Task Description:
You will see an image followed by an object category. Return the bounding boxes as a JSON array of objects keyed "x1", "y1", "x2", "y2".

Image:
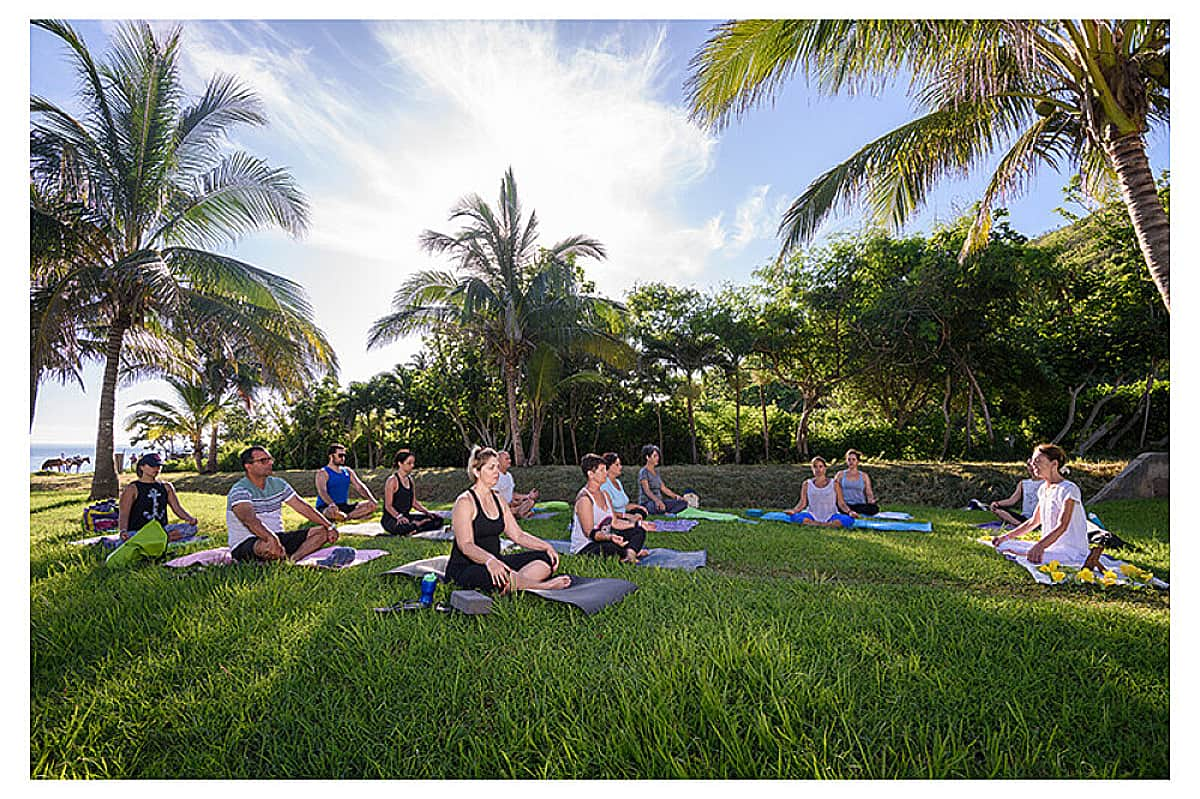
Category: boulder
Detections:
[{"x1": 1089, "y1": 452, "x2": 1169, "y2": 504}]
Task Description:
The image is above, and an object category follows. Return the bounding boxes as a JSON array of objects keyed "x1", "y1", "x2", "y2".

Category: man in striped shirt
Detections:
[{"x1": 227, "y1": 446, "x2": 339, "y2": 562}]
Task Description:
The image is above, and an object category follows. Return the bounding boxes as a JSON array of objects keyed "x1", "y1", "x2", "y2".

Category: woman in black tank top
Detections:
[
  {"x1": 382, "y1": 450, "x2": 445, "y2": 535},
  {"x1": 117, "y1": 456, "x2": 198, "y2": 540},
  {"x1": 446, "y1": 447, "x2": 570, "y2": 593}
]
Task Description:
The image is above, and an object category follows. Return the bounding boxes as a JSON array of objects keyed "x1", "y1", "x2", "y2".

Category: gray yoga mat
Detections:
[
  {"x1": 526, "y1": 576, "x2": 638, "y2": 615},
  {"x1": 544, "y1": 540, "x2": 706, "y2": 571},
  {"x1": 384, "y1": 557, "x2": 637, "y2": 615}
]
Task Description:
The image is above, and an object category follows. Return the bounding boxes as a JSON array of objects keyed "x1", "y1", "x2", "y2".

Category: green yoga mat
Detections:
[
  {"x1": 534, "y1": 501, "x2": 571, "y2": 512},
  {"x1": 104, "y1": 520, "x2": 168, "y2": 569},
  {"x1": 676, "y1": 507, "x2": 742, "y2": 522}
]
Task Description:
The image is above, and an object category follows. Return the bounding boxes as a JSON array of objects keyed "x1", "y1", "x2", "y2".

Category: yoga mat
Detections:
[
  {"x1": 870, "y1": 511, "x2": 913, "y2": 520},
  {"x1": 850, "y1": 518, "x2": 932, "y2": 532},
  {"x1": 384, "y1": 557, "x2": 636, "y2": 614},
  {"x1": 676, "y1": 507, "x2": 742, "y2": 522},
  {"x1": 975, "y1": 520, "x2": 1006, "y2": 530},
  {"x1": 385, "y1": 555, "x2": 449, "y2": 579},
  {"x1": 71, "y1": 532, "x2": 210, "y2": 549},
  {"x1": 760, "y1": 511, "x2": 793, "y2": 523},
  {"x1": 526, "y1": 576, "x2": 637, "y2": 615},
  {"x1": 543, "y1": 540, "x2": 705, "y2": 571},
  {"x1": 336, "y1": 521, "x2": 390, "y2": 536},
  {"x1": 637, "y1": 548, "x2": 707, "y2": 571},
  {"x1": 528, "y1": 511, "x2": 558, "y2": 520},
  {"x1": 533, "y1": 501, "x2": 571, "y2": 513},
  {"x1": 296, "y1": 547, "x2": 387, "y2": 570},
  {"x1": 652, "y1": 519, "x2": 700, "y2": 532},
  {"x1": 978, "y1": 538, "x2": 1168, "y2": 589},
  {"x1": 164, "y1": 547, "x2": 234, "y2": 568}
]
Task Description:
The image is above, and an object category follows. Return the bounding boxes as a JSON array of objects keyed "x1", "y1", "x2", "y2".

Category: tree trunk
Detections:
[
  {"x1": 733, "y1": 370, "x2": 742, "y2": 464},
  {"x1": 1105, "y1": 133, "x2": 1170, "y2": 311},
  {"x1": 796, "y1": 396, "x2": 814, "y2": 458},
  {"x1": 193, "y1": 431, "x2": 204, "y2": 473},
  {"x1": 1109, "y1": 366, "x2": 1156, "y2": 450},
  {"x1": 964, "y1": 383, "x2": 973, "y2": 455},
  {"x1": 685, "y1": 385, "x2": 698, "y2": 464},
  {"x1": 961, "y1": 361, "x2": 994, "y2": 445},
  {"x1": 503, "y1": 362, "x2": 526, "y2": 466},
  {"x1": 758, "y1": 384, "x2": 770, "y2": 462},
  {"x1": 939, "y1": 374, "x2": 952, "y2": 461},
  {"x1": 527, "y1": 413, "x2": 544, "y2": 466},
  {"x1": 1075, "y1": 379, "x2": 1124, "y2": 455},
  {"x1": 1078, "y1": 414, "x2": 1122, "y2": 457},
  {"x1": 207, "y1": 424, "x2": 219, "y2": 473},
  {"x1": 30, "y1": 367, "x2": 40, "y2": 430},
  {"x1": 1139, "y1": 364, "x2": 1157, "y2": 449},
  {"x1": 655, "y1": 402, "x2": 663, "y2": 455},
  {"x1": 90, "y1": 320, "x2": 128, "y2": 499},
  {"x1": 1053, "y1": 383, "x2": 1088, "y2": 444}
]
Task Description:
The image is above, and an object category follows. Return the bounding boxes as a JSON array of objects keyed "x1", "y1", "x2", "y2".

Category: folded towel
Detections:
[{"x1": 976, "y1": 538, "x2": 1168, "y2": 589}]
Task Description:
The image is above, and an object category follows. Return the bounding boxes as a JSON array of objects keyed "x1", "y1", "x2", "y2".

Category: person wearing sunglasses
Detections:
[
  {"x1": 314, "y1": 443, "x2": 378, "y2": 523},
  {"x1": 227, "y1": 446, "x2": 339, "y2": 563}
]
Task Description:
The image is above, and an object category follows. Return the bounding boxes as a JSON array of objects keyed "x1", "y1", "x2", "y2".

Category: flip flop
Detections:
[{"x1": 374, "y1": 601, "x2": 454, "y2": 614}]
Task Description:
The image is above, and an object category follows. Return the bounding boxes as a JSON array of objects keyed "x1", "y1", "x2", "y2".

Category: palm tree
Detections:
[
  {"x1": 368, "y1": 168, "x2": 629, "y2": 465},
  {"x1": 687, "y1": 20, "x2": 1171, "y2": 309},
  {"x1": 31, "y1": 20, "x2": 325, "y2": 498},
  {"x1": 125, "y1": 377, "x2": 234, "y2": 473}
]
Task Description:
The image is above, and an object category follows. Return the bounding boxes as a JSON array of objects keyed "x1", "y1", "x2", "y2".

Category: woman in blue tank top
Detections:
[{"x1": 833, "y1": 449, "x2": 879, "y2": 516}]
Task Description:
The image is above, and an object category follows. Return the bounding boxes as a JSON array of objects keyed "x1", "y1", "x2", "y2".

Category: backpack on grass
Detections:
[{"x1": 81, "y1": 499, "x2": 119, "y2": 533}]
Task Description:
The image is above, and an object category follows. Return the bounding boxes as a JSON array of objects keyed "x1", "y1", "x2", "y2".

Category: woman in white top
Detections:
[
  {"x1": 600, "y1": 452, "x2": 657, "y2": 532},
  {"x1": 572, "y1": 453, "x2": 649, "y2": 563},
  {"x1": 988, "y1": 460, "x2": 1042, "y2": 528},
  {"x1": 992, "y1": 443, "x2": 1090, "y2": 564},
  {"x1": 787, "y1": 456, "x2": 857, "y2": 528}
]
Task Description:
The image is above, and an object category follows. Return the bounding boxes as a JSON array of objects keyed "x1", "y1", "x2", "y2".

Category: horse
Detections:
[
  {"x1": 40, "y1": 458, "x2": 65, "y2": 471},
  {"x1": 68, "y1": 455, "x2": 91, "y2": 472}
]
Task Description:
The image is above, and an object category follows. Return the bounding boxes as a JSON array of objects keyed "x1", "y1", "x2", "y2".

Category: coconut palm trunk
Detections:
[
  {"x1": 207, "y1": 424, "x2": 219, "y2": 473},
  {"x1": 1105, "y1": 134, "x2": 1170, "y2": 310},
  {"x1": 91, "y1": 320, "x2": 128, "y2": 499},
  {"x1": 503, "y1": 362, "x2": 526, "y2": 466}
]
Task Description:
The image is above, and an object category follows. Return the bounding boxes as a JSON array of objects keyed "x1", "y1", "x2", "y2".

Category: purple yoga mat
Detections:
[
  {"x1": 652, "y1": 519, "x2": 700, "y2": 532},
  {"x1": 164, "y1": 547, "x2": 234, "y2": 568}
]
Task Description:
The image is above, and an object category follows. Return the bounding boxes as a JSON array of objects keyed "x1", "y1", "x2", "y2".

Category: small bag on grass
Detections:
[
  {"x1": 81, "y1": 499, "x2": 119, "y2": 532},
  {"x1": 105, "y1": 520, "x2": 168, "y2": 569}
]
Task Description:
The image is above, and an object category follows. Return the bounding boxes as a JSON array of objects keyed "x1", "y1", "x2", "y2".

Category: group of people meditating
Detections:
[{"x1": 116, "y1": 432, "x2": 1109, "y2": 593}]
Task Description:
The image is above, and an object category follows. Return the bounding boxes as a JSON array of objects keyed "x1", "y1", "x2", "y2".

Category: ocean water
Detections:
[{"x1": 29, "y1": 443, "x2": 138, "y2": 474}]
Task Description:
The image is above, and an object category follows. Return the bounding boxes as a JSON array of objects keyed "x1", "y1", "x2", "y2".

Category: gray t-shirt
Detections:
[
  {"x1": 637, "y1": 466, "x2": 662, "y2": 507},
  {"x1": 226, "y1": 475, "x2": 297, "y2": 551}
]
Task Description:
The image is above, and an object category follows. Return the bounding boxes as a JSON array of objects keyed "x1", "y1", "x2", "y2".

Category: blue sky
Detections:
[{"x1": 27, "y1": 17, "x2": 1171, "y2": 446}]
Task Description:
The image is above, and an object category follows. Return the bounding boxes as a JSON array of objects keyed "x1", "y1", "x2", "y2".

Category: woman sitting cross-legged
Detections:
[
  {"x1": 833, "y1": 448, "x2": 879, "y2": 516},
  {"x1": 638, "y1": 444, "x2": 688, "y2": 515},
  {"x1": 573, "y1": 453, "x2": 650, "y2": 564},
  {"x1": 991, "y1": 443, "x2": 1091, "y2": 565},
  {"x1": 788, "y1": 456, "x2": 857, "y2": 528},
  {"x1": 445, "y1": 446, "x2": 570, "y2": 593},
  {"x1": 381, "y1": 449, "x2": 445, "y2": 536},
  {"x1": 600, "y1": 451, "x2": 657, "y2": 532}
]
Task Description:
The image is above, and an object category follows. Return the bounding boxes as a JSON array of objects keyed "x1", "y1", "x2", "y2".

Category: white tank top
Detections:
[
  {"x1": 570, "y1": 487, "x2": 612, "y2": 554},
  {"x1": 805, "y1": 478, "x2": 839, "y2": 522}
]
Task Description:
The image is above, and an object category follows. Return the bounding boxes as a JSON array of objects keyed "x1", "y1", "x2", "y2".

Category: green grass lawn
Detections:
[{"x1": 30, "y1": 489, "x2": 1169, "y2": 778}]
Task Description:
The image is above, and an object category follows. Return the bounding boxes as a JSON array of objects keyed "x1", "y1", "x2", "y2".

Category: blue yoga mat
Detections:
[{"x1": 850, "y1": 518, "x2": 932, "y2": 532}]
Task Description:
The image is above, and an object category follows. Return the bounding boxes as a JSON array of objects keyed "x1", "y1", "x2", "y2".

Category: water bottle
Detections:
[{"x1": 419, "y1": 572, "x2": 438, "y2": 606}]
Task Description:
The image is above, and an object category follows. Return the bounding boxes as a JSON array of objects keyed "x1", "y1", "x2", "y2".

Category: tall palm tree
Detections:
[
  {"x1": 687, "y1": 19, "x2": 1171, "y2": 309},
  {"x1": 368, "y1": 168, "x2": 629, "y2": 465},
  {"x1": 125, "y1": 377, "x2": 234, "y2": 473},
  {"x1": 31, "y1": 20, "x2": 326, "y2": 498}
]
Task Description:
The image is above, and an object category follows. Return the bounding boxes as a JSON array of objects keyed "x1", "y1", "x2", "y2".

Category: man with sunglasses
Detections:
[
  {"x1": 314, "y1": 443, "x2": 378, "y2": 523},
  {"x1": 227, "y1": 446, "x2": 339, "y2": 562}
]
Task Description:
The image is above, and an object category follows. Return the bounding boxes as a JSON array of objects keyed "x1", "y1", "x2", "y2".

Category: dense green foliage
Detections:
[
  {"x1": 31, "y1": 488, "x2": 1169, "y2": 778},
  {"x1": 232, "y1": 188, "x2": 1167, "y2": 470}
]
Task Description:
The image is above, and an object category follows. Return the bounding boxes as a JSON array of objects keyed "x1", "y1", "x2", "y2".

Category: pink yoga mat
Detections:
[{"x1": 163, "y1": 546, "x2": 387, "y2": 569}]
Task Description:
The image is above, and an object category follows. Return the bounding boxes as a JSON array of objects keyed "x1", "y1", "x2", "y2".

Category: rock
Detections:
[{"x1": 1089, "y1": 452, "x2": 1169, "y2": 504}]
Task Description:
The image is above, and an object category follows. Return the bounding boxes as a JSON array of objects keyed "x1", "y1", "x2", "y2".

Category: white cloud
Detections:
[{"x1": 171, "y1": 20, "x2": 724, "y2": 381}]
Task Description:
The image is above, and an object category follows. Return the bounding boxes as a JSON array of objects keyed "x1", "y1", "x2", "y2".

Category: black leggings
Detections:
[
  {"x1": 646, "y1": 498, "x2": 688, "y2": 515},
  {"x1": 445, "y1": 550, "x2": 554, "y2": 591},
  {"x1": 381, "y1": 512, "x2": 444, "y2": 536},
  {"x1": 579, "y1": 525, "x2": 647, "y2": 558},
  {"x1": 847, "y1": 502, "x2": 879, "y2": 516}
]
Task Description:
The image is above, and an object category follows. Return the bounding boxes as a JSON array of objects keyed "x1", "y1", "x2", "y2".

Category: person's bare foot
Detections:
[
  {"x1": 621, "y1": 551, "x2": 638, "y2": 564},
  {"x1": 542, "y1": 575, "x2": 571, "y2": 590},
  {"x1": 637, "y1": 548, "x2": 650, "y2": 557}
]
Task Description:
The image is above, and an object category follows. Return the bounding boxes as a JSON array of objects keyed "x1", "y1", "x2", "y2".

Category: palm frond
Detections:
[{"x1": 174, "y1": 73, "x2": 267, "y2": 177}]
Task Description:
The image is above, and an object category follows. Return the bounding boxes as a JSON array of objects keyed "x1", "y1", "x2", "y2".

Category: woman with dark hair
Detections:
[
  {"x1": 600, "y1": 452, "x2": 657, "y2": 531},
  {"x1": 381, "y1": 450, "x2": 445, "y2": 536},
  {"x1": 572, "y1": 453, "x2": 649, "y2": 563},
  {"x1": 992, "y1": 444, "x2": 1091, "y2": 564},
  {"x1": 637, "y1": 445, "x2": 688, "y2": 515},
  {"x1": 445, "y1": 447, "x2": 569, "y2": 593},
  {"x1": 833, "y1": 449, "x2": 879, "y2": 516}
]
